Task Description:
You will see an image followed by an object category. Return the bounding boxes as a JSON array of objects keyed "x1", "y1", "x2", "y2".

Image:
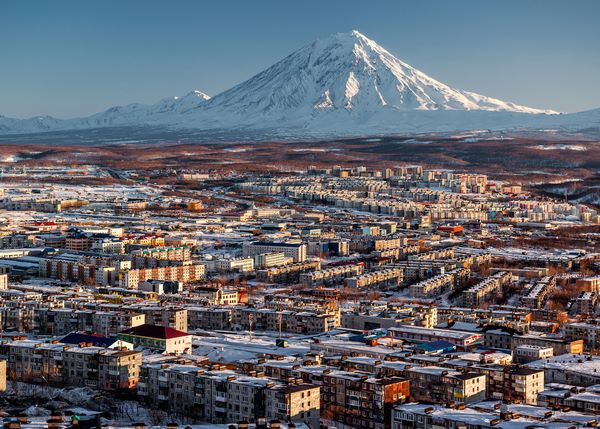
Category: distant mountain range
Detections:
[{"x1": 1, "y1": 30, "x2": 599, "y2": 139}]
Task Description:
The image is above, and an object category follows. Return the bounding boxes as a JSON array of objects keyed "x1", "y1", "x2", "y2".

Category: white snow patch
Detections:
[
  {"x1": 531, "y1": 144, "x2": 588, "y2": 151},
  {"x1": 315, "y1": 89, "x2": 334, "y2": 109},
  {"x1": 344, "y1": 71, "x2": 360, "y2": 108},
  {"x1": 223, "y1": 147, "x2": 251, "y2": 153},
  {"x1": 401, "y1": 139, "x2": 433, "y2": 145},
  {"x1": 1, "y1": 155, "x2": 23, "y2": 163},
  {"x1": 292, "y1": 148, "x2": 341, "y2": 152},
  {"x1": 463, "y1": 136, "x2": 514, "y2": 143}
]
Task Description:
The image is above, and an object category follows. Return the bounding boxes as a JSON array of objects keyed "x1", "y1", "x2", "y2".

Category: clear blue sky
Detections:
[{"x1": 2, "y1": 0, "x2": 599, "y2": 118}]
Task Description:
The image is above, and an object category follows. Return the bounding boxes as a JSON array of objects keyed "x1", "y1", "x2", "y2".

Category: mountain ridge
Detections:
[{"x1": 1, "y1": 30, "x2": 598, "y2": 138}]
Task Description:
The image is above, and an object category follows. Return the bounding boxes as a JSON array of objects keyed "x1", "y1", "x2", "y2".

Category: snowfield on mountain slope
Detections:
[
  {"x1": 0, "y1": 30, "x2": 598, "y2": 138},
  {"x1": 175, "y1": 30, "x2": 557, "y2": 130}
]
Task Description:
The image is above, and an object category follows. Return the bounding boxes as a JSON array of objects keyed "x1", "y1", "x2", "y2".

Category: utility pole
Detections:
[
  {"x1": 248, "y1": 312, "x2": 253, "y2": 342},
  {"x1": 278, "y1": 311, "x2": 283, "y2": 339}
]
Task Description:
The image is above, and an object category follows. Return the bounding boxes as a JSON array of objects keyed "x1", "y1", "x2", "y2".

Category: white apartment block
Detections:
[
  {"x1": 300, "y1": 264, "x2": 364, "y2": 287},
  {"x1": 345, "y1": 267, "x2": 403, "y2": 289},
  {"x1": 243, "y1": 241, "x2": 307, "y2": 263},
  {"x1": 119, "y1": 264, "x2": 205, "y2": 289}
]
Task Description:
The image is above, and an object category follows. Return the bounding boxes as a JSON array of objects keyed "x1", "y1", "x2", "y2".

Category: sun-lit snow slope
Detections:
[
  {"x1": 186, "y1": 30, "x2": 554, "y2": 129},
  {"x1": 2, "y1": 31, "x2": 599, "y2": 138}
]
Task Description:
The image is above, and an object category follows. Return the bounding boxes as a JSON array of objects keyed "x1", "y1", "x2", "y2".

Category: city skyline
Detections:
[{"x1": 1, "y1": 2, "x2": 600, "y2": 427}]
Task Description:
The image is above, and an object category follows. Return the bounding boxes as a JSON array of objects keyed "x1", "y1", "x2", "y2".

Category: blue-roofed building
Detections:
[{"x1": 414, "y1": 340, "x2": 456, "y2": 355}]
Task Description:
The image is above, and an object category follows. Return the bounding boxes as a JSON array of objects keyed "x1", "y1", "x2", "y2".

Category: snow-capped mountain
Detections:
[
  {"x1": 184, "y1": 30, "x2": 554, "y2": 130},
  {"x1": 152, "y1": 90, "x2": 211, "y2": 114},
  {"x1": 0, "y1": 90, "x2": 210, "y2": 134},
  {"x1": 1, "y1": 30, "x2": 598, "y2": 138},
  {"x1": 79, "y1": 90, "x2": 211, "y2": 128}
]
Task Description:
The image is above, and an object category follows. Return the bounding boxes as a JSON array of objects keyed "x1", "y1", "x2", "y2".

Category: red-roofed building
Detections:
[
  {"x1": 30, "y1": 221, "x2": 60, "y2": 232},
  {"x1": 117, "y1": 324, "x2": 192, "y2": 354},
  {"x1": 437, "y1": 225, "x2": 464, "y2": 234}
]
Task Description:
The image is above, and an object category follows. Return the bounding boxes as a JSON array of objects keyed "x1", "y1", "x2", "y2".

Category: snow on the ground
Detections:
[
  {"x1": 530, "y1": 144, "x2": 588, "y2": 151},
  {"x1": 292, "y1": 148, "x2": 341, "y2": 152},
  {"x1": 463, "y1": 136, "x2": 513, "y2": 143},
  {"x1": 191, "y1": 332, "x2": 310, "y2": 363}
]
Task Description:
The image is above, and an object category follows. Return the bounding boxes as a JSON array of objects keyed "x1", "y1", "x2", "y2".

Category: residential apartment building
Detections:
[
  {"x1": 564, "y1": 322, "x2": 600, "y2": 350},
  {"x1": 574, "y1": 292, "x2": 598, "y2": 316},
  {"x1": 253, "y1": 252, "x2": 292, "y2": 269},
  {"x1": 520, "y1": 276, "x2": 555, "y2": 309},
  {"x1": 132, "y1": 245, "x2": 192, "y2": 262},
  {"x1": 351, "y1": 237, "x2": 406, "y2": 253},
  {"x1": 135, "y1": 306, "x2": 188, "y2": 331},
  {"x1": 342, "y1": 305, "x2": 437, "y2": 330},
  {"x1": 575, "y1": 275, "x2": 600, "y2": 292},
  {"x1": 137, "y1": 364, "x2": 320, "y2": 428},
  {"x1": 234, "y1": 307, "x2": 340, "y2": 335},
  {"x1": 514, "y1": 345, "x2": 553, "y2": 364},
  {"x1": 256, "y1": 260, "x2": 321, "y2": 283},
  {"x1": 119, "y1": 263, "x2": 205, "y2": 289},
  {"x1": 210, "y1": 257, "x2": 255, "y2": 273},
  {"x1": 320, "y1": 369, "x2": 410, "y2": 429},
  {"x1": 193, "y1": 286, "x2": 239, "y2": 305},
  {"x1": 265, "y1": 383, "x2": 320, "y2": 429},
  {"x1": 300, "y1": 264, "x2": 364, "y2": 287},
  {"x1": 405, "y1": 366, "x2": 486, "y2": 404},
  {"x1": 345, "y1": 268, "x2": 404, "y2": 289},
  {"x1": 188, "y1": 307, "x2": 233, "y2": 331},
  {"x1": 2, "y1": 340, "x2": 141, "y2": 391},
  {"x1": 462, "y1": 271, "x2": 512, "y2": 307},
  {"x1": 476, "y1": 365, "x2": 544, "y2": 405},
  {"x1": 307, "y1": 239, "x2": 350, "y2": 258},
  {"x1": 243, "y1": 241, "x2": 307, "y2": 263},
  {"x1": 0, "y1": 233, "x2": 34, "y2": 249},
  {"x1": 35, "y1": 308, "x2": 145, "y2": 336},
  {"x1": 393, "y1": 403, "x2": 498, "y2": 429},
  {"x1": 484, "y1": 328, "x2": 584, "y2": 355},
  {"x1": 409, "y1": 269, "x2": 469, "y2": 299}
]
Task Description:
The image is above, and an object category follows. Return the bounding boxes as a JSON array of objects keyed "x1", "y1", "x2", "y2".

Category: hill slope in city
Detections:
[{"x1": 0, "y1": 30, "x2": 598, "y2": 139}]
